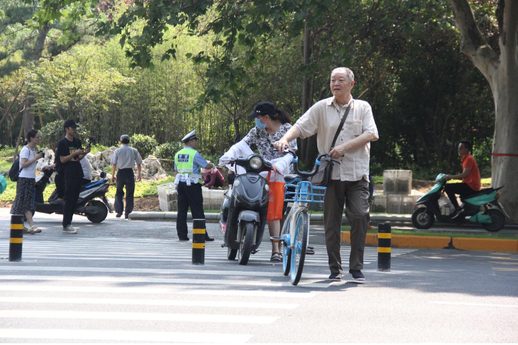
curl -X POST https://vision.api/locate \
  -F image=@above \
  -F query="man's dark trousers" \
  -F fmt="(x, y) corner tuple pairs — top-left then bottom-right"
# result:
(323, 179), (370, 275)
(115, 168), (135, 217)
(176, 182), (204, 240)
(444, 182), (476, 209)
(63, 171), (82, 227)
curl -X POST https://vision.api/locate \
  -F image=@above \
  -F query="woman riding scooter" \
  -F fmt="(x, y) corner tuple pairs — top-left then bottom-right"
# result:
(221, 101), (297, 262)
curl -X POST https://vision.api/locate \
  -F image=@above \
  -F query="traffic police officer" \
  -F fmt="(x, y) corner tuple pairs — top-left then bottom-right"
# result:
(174, 130), (214, 241)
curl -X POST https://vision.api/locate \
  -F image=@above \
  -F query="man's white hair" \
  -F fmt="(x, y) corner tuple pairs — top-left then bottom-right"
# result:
(331, 67), (355, 81)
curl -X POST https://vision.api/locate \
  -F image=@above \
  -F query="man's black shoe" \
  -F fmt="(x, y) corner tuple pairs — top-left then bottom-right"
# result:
(116, 213), (122, 218)
(178, 237), (190, 241)
(349, 269), (365, 283)
(205, 236), (215, 242)
(450, 208), (464, 221)
(328, 272), (343, 281)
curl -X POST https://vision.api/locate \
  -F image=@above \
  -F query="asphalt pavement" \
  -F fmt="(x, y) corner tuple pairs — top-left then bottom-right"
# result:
(0, 209), (517, 343)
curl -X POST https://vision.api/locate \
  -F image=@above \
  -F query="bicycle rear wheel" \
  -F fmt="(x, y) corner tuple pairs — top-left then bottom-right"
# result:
(289, 211), (309, 285)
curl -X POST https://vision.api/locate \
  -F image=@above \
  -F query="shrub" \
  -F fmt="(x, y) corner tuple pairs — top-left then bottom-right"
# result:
(131, 134), (158, 159)
(154, 142), (181, 159)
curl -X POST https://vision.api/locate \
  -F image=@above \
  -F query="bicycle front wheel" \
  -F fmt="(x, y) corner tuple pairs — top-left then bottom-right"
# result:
(280, 216), (291, 276)
(289, 211), (309, 285)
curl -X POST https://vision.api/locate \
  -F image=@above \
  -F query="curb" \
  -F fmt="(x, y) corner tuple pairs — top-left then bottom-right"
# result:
(128, 211), (518, 253)
(340, 232), (518, 253)
(129, 211), (412, 224)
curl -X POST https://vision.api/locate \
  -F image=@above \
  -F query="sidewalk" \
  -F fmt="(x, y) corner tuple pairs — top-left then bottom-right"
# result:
(129, 211), (518, 253)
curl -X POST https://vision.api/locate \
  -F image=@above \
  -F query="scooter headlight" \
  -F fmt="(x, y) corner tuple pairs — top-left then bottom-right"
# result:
(249, 156), (263, 170)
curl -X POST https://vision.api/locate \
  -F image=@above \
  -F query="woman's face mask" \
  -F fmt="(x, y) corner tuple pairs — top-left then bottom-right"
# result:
(255, 118), (266, 129)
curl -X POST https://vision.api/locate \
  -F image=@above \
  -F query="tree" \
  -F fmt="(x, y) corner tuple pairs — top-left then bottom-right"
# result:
(448, 0), (518, 221)
(0, 0), (105, 135)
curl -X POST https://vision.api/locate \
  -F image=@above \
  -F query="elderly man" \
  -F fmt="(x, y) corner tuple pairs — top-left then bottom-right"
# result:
(275, 67), (379, 282)
(111, 134), (142, 219)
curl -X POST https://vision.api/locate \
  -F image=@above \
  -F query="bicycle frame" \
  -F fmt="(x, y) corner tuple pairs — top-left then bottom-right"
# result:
(281, 179), (326, 285)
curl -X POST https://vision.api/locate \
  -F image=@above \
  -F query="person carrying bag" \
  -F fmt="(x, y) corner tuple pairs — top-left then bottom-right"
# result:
(310, 104), (351, 186)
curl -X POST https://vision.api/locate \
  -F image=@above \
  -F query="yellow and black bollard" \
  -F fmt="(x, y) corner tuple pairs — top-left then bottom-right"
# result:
(9, 214), (24, 262)
(192, 218), (206, 265)
(377, 222), (391, 271)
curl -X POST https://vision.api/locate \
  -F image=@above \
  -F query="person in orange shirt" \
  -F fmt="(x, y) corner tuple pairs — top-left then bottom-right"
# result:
(444, 141), (481, 218)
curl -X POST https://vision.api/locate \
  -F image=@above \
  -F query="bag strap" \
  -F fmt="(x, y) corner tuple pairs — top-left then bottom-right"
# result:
(330, 102), (352, 149)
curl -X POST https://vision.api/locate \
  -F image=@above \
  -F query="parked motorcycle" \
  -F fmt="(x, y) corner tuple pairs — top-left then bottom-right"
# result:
(219, 154), (273, 265)
(35, 166), (112, 223)
(411, 173), (508, 232)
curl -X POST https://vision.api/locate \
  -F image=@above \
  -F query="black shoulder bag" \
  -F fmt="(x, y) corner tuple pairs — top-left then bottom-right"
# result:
(311, 103), (352, 186)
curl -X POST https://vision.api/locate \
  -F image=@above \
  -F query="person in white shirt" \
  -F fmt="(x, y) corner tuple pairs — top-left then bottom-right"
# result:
(10, 129), (44, 234)
(274, 67), (379, 282)
(80, 155), (93, 185)
(111, 134), (142, 219)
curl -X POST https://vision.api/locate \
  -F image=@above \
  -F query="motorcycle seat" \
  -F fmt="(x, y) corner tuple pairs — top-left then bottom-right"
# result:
(83, 179), (106, 190)
(461, 186), (503, 200)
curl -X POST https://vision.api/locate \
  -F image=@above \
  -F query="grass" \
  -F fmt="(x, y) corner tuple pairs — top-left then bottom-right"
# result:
(0, 174), (176, 203)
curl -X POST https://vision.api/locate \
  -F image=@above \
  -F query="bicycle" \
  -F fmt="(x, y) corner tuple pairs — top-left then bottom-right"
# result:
(280, 154), (330, 285)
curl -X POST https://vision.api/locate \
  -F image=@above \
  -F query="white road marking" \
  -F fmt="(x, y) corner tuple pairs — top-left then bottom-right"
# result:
(0, 328), (251, 343)
(0, 309), (277, 324)
(430, 301), (518, 308)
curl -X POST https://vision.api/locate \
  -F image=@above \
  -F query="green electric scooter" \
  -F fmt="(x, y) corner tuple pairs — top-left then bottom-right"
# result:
(412, 173), (508, 232)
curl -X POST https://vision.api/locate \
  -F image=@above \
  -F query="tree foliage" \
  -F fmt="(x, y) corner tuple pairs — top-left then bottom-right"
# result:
(0, 0), (498, 179)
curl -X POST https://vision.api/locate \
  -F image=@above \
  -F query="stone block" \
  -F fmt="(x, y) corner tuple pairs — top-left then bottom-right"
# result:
(383, 170), (412, 195)
(385, 194), (419, 214)
(371, 194), (387, 213)
(158, 183), (177, 211)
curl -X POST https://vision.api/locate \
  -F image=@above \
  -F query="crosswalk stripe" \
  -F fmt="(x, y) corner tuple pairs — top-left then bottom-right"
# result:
(0, 265), (285, 278)
(0, 285), (318, 298)
(0, 296), (298, 310)
(0, 274), (332, 288)
(0, 265), (333, 280)
(0, 328), (251, 343)
(0, 310), (277, 324)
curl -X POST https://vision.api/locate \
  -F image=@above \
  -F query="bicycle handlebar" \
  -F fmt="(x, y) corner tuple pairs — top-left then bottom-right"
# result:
(288, 152), (338, 180)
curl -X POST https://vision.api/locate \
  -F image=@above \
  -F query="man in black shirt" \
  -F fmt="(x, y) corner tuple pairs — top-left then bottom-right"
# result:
(56, 119), (89, 234)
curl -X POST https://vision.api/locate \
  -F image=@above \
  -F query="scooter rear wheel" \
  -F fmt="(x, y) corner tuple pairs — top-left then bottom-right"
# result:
(85, 200), (108, 223)
(227, 247), (237, 260)
(482, 209), (505, 232)
(412, 207), (434, 229)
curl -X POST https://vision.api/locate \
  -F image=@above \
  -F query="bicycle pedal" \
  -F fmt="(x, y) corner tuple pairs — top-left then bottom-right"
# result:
(306, 246), (315, 255)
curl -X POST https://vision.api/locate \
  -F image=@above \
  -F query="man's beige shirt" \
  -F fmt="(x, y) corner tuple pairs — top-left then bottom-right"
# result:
(294, 97), (378, 181)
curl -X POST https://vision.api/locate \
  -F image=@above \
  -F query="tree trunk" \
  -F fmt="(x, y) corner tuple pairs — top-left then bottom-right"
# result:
(491, 44), (518, 222)
(22, 23), (50, 135)
(299, 20), (318, 168)
(449, 0), (518, 223)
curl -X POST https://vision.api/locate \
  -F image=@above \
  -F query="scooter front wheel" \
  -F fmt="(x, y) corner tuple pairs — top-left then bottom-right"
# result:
(412, 207), (434, 229)
(238, 222), (255, 265)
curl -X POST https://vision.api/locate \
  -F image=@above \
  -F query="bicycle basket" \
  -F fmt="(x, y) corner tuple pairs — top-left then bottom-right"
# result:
(284, 181), (326, 204)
